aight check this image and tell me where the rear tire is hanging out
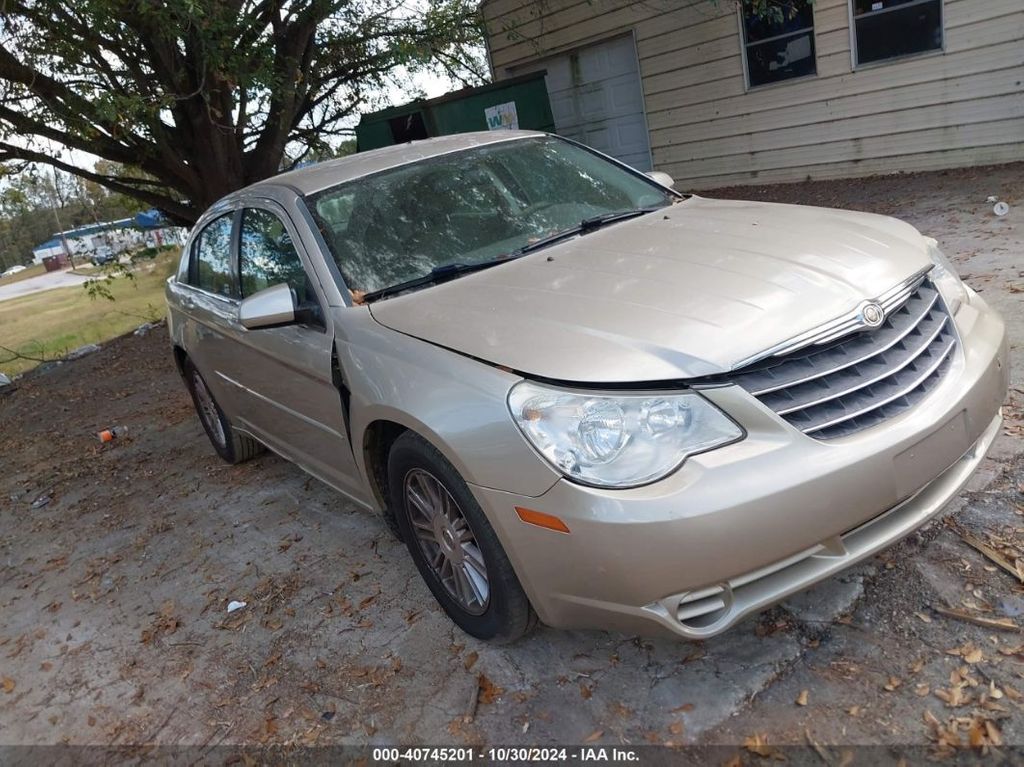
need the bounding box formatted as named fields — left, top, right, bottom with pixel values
left=183, top=358, right=263, bottom=464
left=388, top=431, right=536, bottom=643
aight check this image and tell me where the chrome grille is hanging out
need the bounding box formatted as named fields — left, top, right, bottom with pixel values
left=723, top=280, right=957, bottom=439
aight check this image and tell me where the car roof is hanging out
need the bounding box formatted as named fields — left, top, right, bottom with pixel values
left=243, top=130, right=546, bottom=198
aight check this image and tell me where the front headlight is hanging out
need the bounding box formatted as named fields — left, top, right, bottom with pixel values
left=925, top=237, right=968, bottom=315
left=507, top=381, right=743, bottom=488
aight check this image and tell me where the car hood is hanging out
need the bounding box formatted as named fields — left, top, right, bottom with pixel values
left=368, top=196, right=933, bottom=383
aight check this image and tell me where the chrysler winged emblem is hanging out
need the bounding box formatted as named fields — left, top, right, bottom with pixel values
left=858, top=301, right=885, bottom=328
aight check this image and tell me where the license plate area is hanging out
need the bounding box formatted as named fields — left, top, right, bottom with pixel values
left=893, top=410, right=970, bottom=499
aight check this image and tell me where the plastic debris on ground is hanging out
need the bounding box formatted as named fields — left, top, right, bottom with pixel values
left=98, top=425, right=129, bottom=443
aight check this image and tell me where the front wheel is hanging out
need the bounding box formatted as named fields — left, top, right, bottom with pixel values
left=388, top=432, right=536, bottom=642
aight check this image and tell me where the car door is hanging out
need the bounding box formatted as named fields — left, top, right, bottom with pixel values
left=220, top=201, right=366, bottom=503
left=175, top=211, right=245, bottom=415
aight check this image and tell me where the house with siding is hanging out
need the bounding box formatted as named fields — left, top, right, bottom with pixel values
left=481, top=0, right=1023, bottom=188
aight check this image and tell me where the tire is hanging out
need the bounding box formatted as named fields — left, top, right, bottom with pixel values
left=388, top=431, right=537, bottom=643
left=183, top=358, right=264, bottom=464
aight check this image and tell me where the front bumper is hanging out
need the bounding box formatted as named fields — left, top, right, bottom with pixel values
left=472, top=293, right=1009, bottom=639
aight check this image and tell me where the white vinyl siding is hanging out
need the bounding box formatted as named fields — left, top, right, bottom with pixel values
left=509, top=34, right=653, bottom=170
left=483, top=0, right=1024, bottom=189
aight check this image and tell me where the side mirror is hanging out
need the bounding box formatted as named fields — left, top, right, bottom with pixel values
left=646, top=171, right=675, bottom=189
left=239, top=283, right=296, bottom=329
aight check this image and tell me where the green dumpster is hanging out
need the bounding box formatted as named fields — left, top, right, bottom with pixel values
left=356, top=72, right=555, bottom=152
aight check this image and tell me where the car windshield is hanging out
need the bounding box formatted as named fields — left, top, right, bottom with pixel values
left=305, top=136, right=676, bottom=296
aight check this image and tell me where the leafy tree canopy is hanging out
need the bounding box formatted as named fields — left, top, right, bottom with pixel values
left=0, top=0, right=485, bottom=225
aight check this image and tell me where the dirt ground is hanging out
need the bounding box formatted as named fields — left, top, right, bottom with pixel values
left=1, top=163, right=1022, bottom=758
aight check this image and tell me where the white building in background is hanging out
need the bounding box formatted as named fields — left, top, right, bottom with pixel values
left=31, top=211, right=185, bottom=264
left=482, top=0, right=1022, bottom=188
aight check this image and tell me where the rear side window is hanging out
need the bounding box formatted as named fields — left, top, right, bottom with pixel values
left=192, top=214, right=236, bottom=297
left=238, top=208, right=310, bottom=300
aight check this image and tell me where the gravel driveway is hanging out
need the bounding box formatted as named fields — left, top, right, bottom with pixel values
left=0, top=163, right=1021, bottom=757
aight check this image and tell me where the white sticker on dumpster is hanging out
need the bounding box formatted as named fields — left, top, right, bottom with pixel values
left=485, top=102, right=519, bottom=131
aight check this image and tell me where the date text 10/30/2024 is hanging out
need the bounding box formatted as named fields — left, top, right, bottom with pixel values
left=372, top=747, right=641, bottom=762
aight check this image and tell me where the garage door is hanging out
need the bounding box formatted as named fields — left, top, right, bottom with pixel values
left=517, top=35, right=652, bottom=171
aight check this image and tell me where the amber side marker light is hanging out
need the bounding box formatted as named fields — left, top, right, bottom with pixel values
left=515, top=506, right=571, bottom=534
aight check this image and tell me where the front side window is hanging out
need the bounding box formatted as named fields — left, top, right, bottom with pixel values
left=852, top=0, right=942, bottom=66
left=192, top=213, right=236, bottom=297
left=307, top=136, right=674, bottom=297
left=238, top=208, right=309, bottom=300
left=741, top=0, right=817, bottom=88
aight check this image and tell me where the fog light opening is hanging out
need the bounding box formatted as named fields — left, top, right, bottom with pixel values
left=676, top=583, right=733, bottom=630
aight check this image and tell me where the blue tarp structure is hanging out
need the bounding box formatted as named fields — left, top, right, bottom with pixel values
left=33, top=209, right=172, bottom=251
left=134, top=209, right=170, bottom=230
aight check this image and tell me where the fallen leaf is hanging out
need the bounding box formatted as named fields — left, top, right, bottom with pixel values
left=463, top=651, right=478, bottom=671
left=796, top=689, right=809, bottom=706
left=968, top=718, right=985, bottom=747
left=847, top=705, right=862, bottom=717
left=744, top=733, right=781, bottom=758
left=477, top=673, right=503, bottom=705
left=2, top=677, right=14, bottom=694
left=584, top=729, right=603, bottom=743
left=986, top=720, right=1003, bottom=746
left=883, top=676, right=902, bottom=692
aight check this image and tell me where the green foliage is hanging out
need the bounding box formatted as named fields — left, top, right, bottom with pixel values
left=82, top=244, right=179, bottom=301
left=0, top=1, right=486, bottom=225
left=742, top=0, right=811, bottom=25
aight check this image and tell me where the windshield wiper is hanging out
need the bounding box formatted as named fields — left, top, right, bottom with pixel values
left=517, top=206, right=662, bottom=256
left=362, top=207, right=663, bottom=303
left=362, top=260, right=505, bottom=303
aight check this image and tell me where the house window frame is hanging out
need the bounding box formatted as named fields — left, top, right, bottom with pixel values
left=847, top=0, right=946, bottom=71
left=737, top=1, right=819, bottom=92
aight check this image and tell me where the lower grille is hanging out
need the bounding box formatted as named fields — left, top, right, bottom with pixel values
left=723, top=279, right=957, bottom=439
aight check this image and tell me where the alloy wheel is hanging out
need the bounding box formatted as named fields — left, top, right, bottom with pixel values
left=192, top=372, right=226, bottom=448
left=403, top=468, right=490, bottom=615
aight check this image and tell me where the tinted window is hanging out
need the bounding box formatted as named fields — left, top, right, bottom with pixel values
left=741, top=0, right=817, bottom=87
left=308, top=137, right=674, bottom=295
left=193, top=214, right=236, bottom=297
left=853, top=0, right=942, bottom=65
left=238, top=208, right=309, bottom=299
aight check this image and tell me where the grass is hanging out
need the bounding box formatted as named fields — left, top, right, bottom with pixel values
left=0, top=250, right=179, bottom=378
left=0, top=263, right=48, bottom=285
